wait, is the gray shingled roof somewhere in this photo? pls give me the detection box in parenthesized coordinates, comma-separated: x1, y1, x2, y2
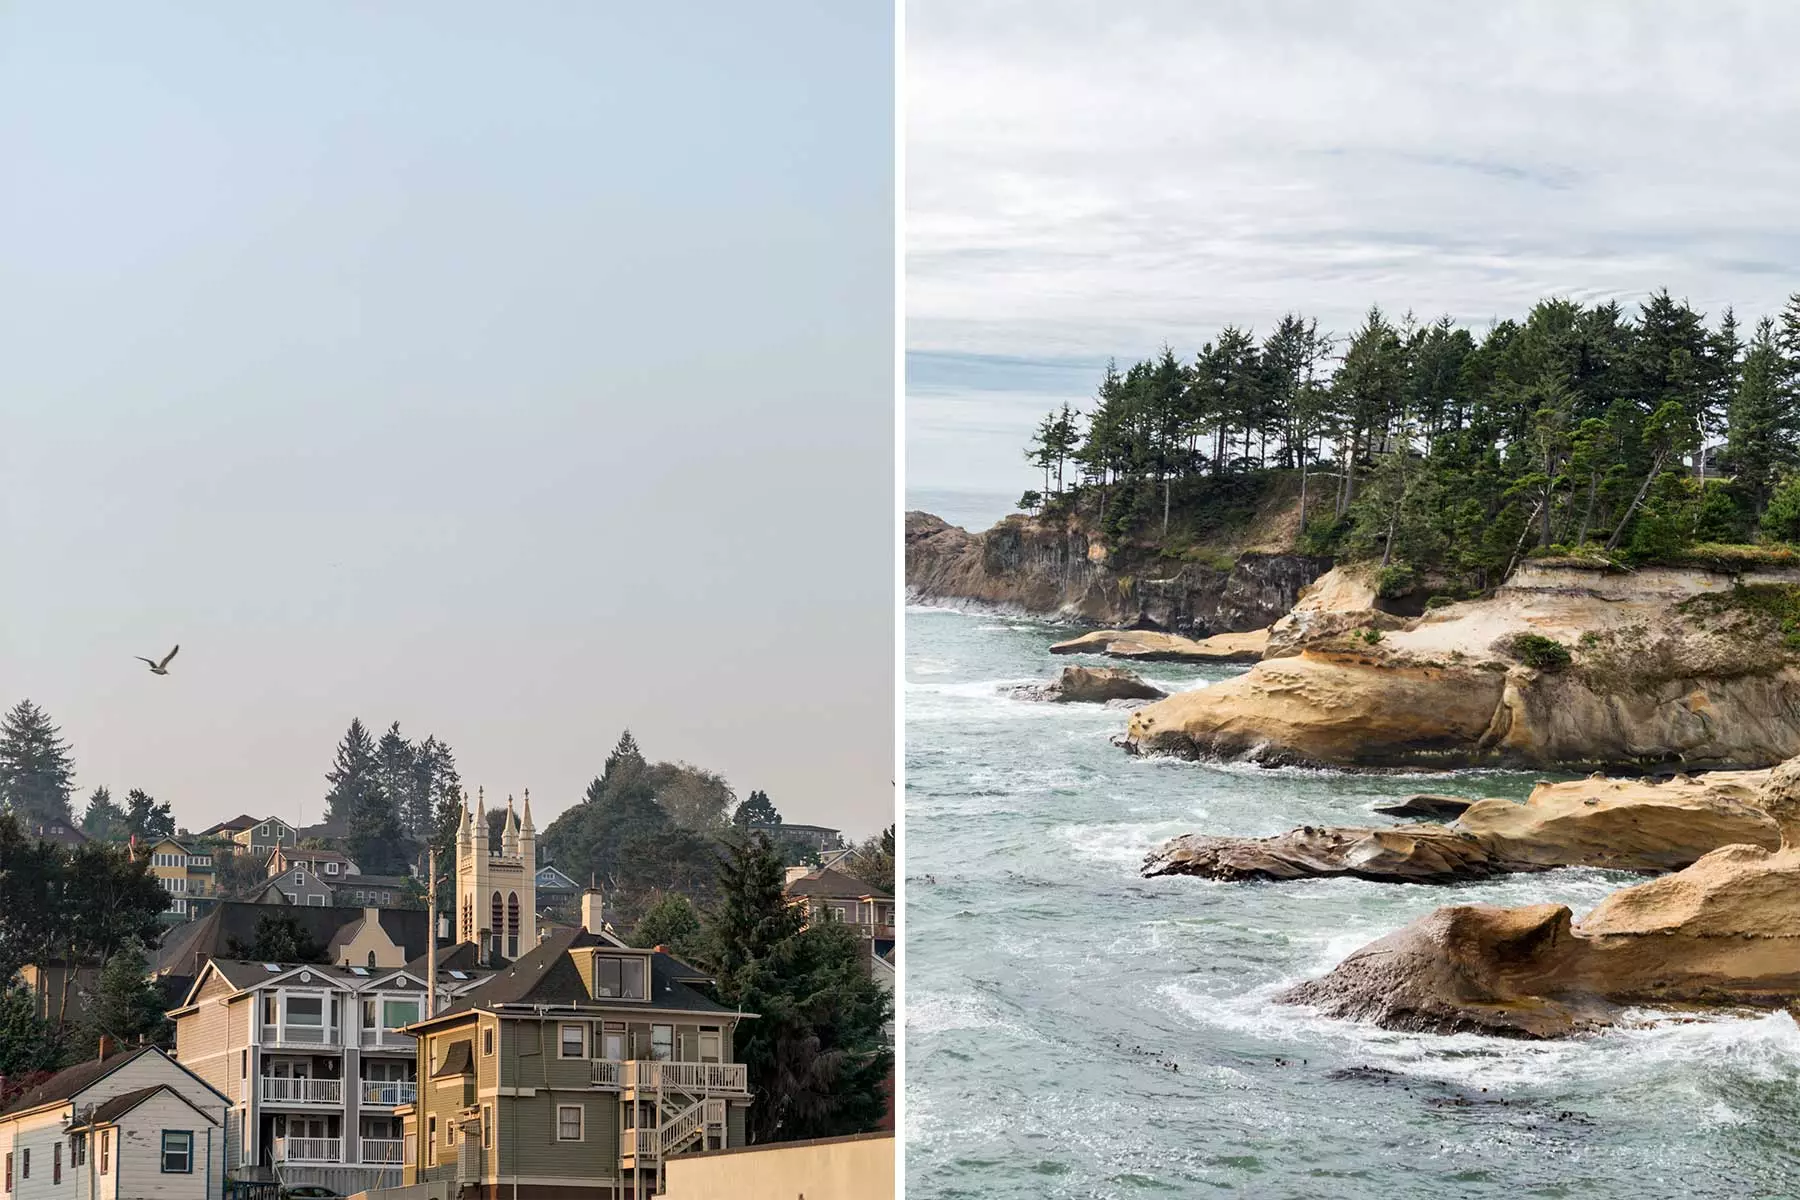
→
(441, 929, 737, 1017)
(784, 866, 891, 900)
(0, 1048, 156, 1117)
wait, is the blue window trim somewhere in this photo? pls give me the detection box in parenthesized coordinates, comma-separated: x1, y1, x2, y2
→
(161, 1130, 195, 1174)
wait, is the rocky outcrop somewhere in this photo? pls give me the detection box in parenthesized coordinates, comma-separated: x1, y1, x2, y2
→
(1372, 794, 1476, 820)
(1049, 627, 1268, 663)
(905, 511, 1329, 633)
(1274, 764, 1800, 1037)
(1009, 666, 1167, 705)
(1126, 561, 1800, 771)
(1143, 772, 1782, 883)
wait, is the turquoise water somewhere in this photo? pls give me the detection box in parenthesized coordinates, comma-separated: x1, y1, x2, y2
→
(904, 606, 1800, 1199)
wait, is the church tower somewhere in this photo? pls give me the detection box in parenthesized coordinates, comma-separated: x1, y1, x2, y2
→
(455, 787, 537, 961)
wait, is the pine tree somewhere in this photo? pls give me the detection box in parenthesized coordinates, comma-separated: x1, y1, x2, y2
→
(325, 718, 380, 821)
(80, 786, 127, 841)
(1728, 318, 1793, 516)
(600, 730, 647, 799)
(0, 700, 77, 827)
(74, 943, 171, 1054)
(628, 893, 704, 959)
(373, 722, 418, 836)
(0, 984, 63, 1084)
(326, 719, 404, 873)
(123, 789, 174, 841)
(702, 834, 890, 1143)
(733, 789, 781, 829)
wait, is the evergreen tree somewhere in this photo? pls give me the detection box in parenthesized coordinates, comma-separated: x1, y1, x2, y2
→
(226, 914, 328, 963)
(841, 826, 895, 894)
(0, 700, 77, 827)
(325, 718, 380, 821)
(373, 722, 418, 835)
(1729, 318, 1795, 515)
(0, 984, 63, 1086)
(702, 834, 890, 1143)
(734, 789, 781, 828)
(123, 789, 174, 841)
(80, 786, 127, 841)
(628, 893, 705, 959)
(326, 718, 406, 873)
(74, 943, 171, 1055)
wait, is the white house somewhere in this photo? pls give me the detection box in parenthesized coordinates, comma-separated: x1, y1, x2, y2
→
(0, 1044, 228, 1200)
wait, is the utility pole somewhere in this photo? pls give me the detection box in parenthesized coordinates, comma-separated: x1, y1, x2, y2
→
(426, 845, 438, 1018)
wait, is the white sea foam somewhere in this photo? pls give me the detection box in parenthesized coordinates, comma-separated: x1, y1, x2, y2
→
(907, 991, 1050, 1043)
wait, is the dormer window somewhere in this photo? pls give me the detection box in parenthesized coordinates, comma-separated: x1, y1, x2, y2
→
(326, 862, 339, 875)
(593, 954, 647, 1001)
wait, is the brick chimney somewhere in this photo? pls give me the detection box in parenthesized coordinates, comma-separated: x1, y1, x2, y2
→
(98, 1035, 116, 1062)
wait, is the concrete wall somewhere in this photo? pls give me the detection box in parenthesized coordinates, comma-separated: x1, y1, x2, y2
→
(660, 1133, 892, 1200)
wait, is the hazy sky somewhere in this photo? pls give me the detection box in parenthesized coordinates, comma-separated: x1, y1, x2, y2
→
(1, 3, 893, 838)
(907, 1, 1800, 524)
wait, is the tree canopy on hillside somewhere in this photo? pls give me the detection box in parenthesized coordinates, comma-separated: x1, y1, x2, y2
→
(1025, 290, 1800, 587)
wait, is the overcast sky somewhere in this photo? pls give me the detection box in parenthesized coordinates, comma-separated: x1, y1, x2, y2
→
(0, 3, 893, 838)
(907, 0, 1800, 524)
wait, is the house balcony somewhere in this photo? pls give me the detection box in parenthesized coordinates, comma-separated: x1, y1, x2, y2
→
(595, 1059, 748, 1095)
(260, 1077, 344, 1105)
(618, 1128, 657, 1164)
(261, 1023, 340, 1049)
(359, 1139, 405, 1164)
(358, 1029, 415, 1052)
(359, 1081, 418, 1108)
(273, 1137, 343, 1164)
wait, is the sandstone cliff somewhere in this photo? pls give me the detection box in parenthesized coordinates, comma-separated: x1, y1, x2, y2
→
(1143, 771, 1781, 883)
(905, 510, 1330, 633)
(1126, 560, 1800, 771)
(1279, 788, 1800, 1037)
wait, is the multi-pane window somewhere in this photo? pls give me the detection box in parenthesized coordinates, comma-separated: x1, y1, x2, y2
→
(161, 1132, 193, 1174)
(593, 955, 647, 1000)
(100, 1133, 110, 1176)
(560, 1023, 585, 1058)
(557, 1105, 583, 1141)
(652, 1024, 674, 1062)
(483, 1028, 495, 1057)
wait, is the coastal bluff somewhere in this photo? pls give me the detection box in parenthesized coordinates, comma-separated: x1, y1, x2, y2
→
(905, 510, 1329, 632)
(1126, 559, 1800, 771)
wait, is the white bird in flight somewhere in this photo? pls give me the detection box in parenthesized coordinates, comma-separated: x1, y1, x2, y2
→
(136, 645, 180, 676)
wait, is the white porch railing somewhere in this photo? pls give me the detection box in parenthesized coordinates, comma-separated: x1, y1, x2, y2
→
(359, 1139, 405, 1164)
(273, 1137, 343, 1163)
(592, 1060, 625, 1088)
(620, 1128, 656, 1160)
(260, 1077, 344, 1104)
(657, 1101, 707, 1156)
(360, 1080, 417, 1107)
(631, 1060, 748, 1094)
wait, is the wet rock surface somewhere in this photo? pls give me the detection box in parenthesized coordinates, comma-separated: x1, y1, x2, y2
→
(1008, 665, 1167, 705)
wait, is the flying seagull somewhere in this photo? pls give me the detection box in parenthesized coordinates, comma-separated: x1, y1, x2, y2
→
(136, 645, 180, 676)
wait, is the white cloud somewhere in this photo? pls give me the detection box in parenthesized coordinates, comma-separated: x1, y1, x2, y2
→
(908, 0, 1800, 360)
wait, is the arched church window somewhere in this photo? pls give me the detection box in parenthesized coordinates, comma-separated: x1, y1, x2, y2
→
(507, 892, 521, 959)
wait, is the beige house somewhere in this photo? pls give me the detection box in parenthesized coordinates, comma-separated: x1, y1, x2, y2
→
(165, 957, 490, 1196)
(0, 1045, 228, 1200)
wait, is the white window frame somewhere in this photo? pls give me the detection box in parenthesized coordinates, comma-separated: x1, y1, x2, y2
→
(326, 862, 339, 875)
(556, 1105, 583, 1142)
(559, 1023, 586, 1058)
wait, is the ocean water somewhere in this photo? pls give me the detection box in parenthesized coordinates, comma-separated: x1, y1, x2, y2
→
(903, 606, 1800, 1199)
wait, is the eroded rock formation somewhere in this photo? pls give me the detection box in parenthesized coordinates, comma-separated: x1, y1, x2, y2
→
(1048, 627, 1268, 663)
(1009, 665, 1167, 705)
(905, 510, 1329, 632)
(1143, 772, 1781, 883)
(1273, 766, 1800, 1037)
(1126, 561, 1800, 771)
